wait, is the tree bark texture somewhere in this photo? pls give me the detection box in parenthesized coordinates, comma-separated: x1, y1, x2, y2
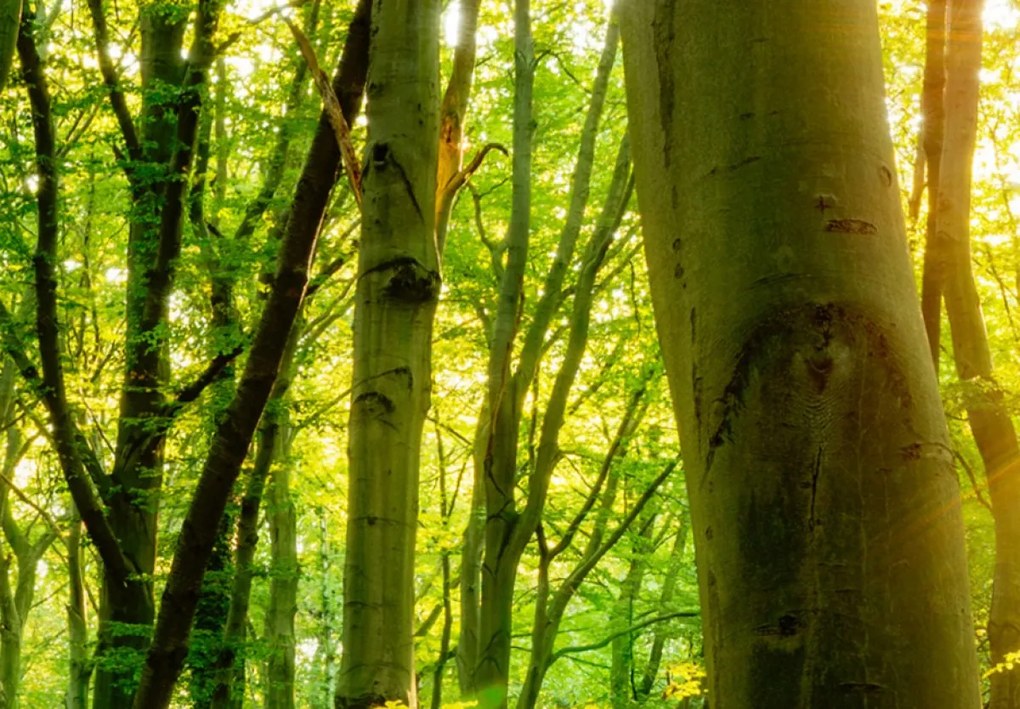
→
(622, 2, 981, 706)
(336, 0, 441, 706)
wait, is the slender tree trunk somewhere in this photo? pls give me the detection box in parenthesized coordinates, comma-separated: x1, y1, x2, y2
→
(265, 418, 298, 709)
(336, 1, 441, 705)
(621, 2, 981, 705)
(204, 32, 315, 702)
(610, 515, 655, 708)
(920, 0, 948, 367)
(0, 417, 57, 709)
(457, 444, 485, 695)
(189, 513, 235, 708)
(638, 516, 688, 699)
(934, 2, 1020, 706)
(471, 1, 535, 695)
(428, 415, 457, 709)
(66, 518, 90, 709)
(0, 554, 17, 709)
(208, 414, 275, 709)
(211, 324, 297, 709)
(471, 9, 624, 704)
(313, 507, 339, 706)
(186, 64, 239, 709)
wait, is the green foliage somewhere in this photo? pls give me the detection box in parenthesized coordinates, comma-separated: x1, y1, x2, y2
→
(0, 0, 1015, 705)
(0, 0, 20, 92)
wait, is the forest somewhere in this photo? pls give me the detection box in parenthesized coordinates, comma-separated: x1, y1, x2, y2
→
(0, 0, 1018, 707)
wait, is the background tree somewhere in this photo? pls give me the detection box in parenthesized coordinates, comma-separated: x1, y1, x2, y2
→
(917, 2, 1020, 705)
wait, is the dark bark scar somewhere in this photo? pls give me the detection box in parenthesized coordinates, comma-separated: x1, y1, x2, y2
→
(809, 446, 821, 533)
(754, 613, 802, 637)
(366, 141, 425, 223)
(702, 303, 909, 487)
(825, 219, 877, 235)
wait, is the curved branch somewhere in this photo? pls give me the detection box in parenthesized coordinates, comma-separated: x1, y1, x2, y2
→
(551, 610, 699, 663)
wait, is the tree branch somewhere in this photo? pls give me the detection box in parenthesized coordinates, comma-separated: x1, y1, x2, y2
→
(168, 344, 246, 412)
(552, 610, 699, 662)
(85, 0, 141, 168)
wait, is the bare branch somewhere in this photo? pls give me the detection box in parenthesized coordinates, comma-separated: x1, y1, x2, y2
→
(285, 17, 363, 209)
(552, 610, 699, 662)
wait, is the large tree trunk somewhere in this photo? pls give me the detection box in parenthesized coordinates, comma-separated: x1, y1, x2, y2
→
(335, 1, 441, 706)
(933, 2, 1020, 707)
(621, 2, 981, 706)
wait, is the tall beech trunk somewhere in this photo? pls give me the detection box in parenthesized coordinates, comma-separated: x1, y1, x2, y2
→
(621, 2, 981, 705)
(933, 2, 1020, 706)
(335, 2, 441, 706)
